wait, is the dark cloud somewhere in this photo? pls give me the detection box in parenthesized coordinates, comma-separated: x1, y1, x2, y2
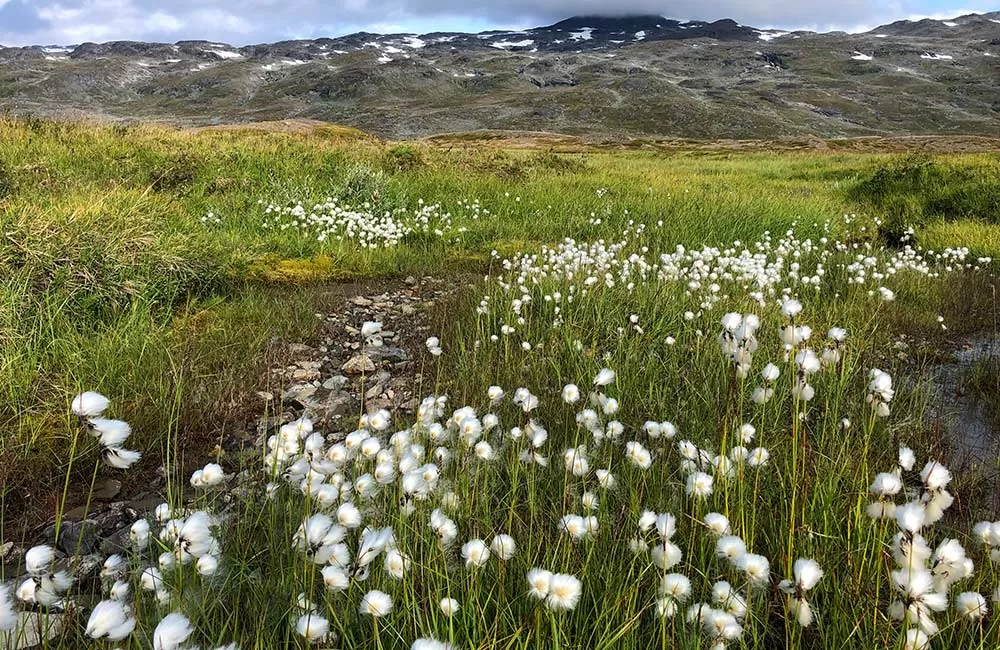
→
(0, 0, 990, 46)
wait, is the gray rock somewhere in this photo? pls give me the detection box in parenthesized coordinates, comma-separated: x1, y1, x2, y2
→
(0, 613, 63, 650)
(367, 346, 409, 363)
(291, 368, 321, 382)
(281, 383, 318, 405)
(322, 375, 349, 391)
(364, 383, 384, 401)
(55, 519, 100, 555)
(99, 525, 132, 555)
(341, 354, 376, 374)
(313, 392, 355, 419)
(92, 478, 122, 501)
(71, 553, 104, 581)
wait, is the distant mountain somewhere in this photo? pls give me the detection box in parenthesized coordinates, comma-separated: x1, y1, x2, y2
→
(1, 11, 998, 139)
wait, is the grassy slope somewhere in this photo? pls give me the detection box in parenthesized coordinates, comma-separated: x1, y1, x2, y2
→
(1, 117, 998, 506)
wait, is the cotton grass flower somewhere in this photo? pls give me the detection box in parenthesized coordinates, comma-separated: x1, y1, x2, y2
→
(153, 612, 193, 650)
(356, 527, 394, 569)
(461, 539, 491, 567)
(747, 447, 770, 468)
(898, 447, 917, 472)
(903, 628, 930, 650)
(412, 639, 453, 650)
(101, 554, 126, 580)
(296, 612, 330, 643)
(384, 549, 410, 579)
(86, 599, 136, 641)
(196, 554, 219, 576)
(779, 559, 823, 628)
(593, 368, 615, 386)
(72, 391, 110, 417)
(544, 573, 583, 612)
(0, 585, 17, 631)
(919, 460, 952, 491)
(955, 592, 987, 619)
(703, 513, 731, 536)
(491, 534, 517, 560)
(686, 472, 713, 499)
(527, 568, 553, 600)
(102, 446, 142, 469)
(321, 566, 350, 592)
(625, 441, 653, 469)
(88, 418, 131, 447)
(781, 299, 802, 319)
(659, 573, 692, 601)
(716, 536, 747, 564)
(359, 590, 393, 617)
(895, 502, 927, 535)
(439, 597, 460, 616)
(737, 553, 771, 586)
(190, 462, 227, 489)
(650, 542, 683, 570)
(24, 545, 55, 576)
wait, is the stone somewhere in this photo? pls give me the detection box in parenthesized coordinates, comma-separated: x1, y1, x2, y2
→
(55, 519, 100, 555)
(99, 525, 132, 555)
(400, 304, 417, 315)
(404, 275, 418, 285)
(92, 478, 122, 501)
(367, 346, 409, 363)
(313, 392, 355, 419)
(281, 383, 318, 405)
(341, 354, 376, 374)
(322, 375, 349, 391)
(0, 613, 64, 649)
(92, 503, 139, 534)
(350, 296, 373, 307)
(256, 391, 274, 402)
(291, 368, 321, 382)
(71, 553, 104, 581)
(364, 383, 384, 401)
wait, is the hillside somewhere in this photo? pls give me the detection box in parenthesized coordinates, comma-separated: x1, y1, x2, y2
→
(0, 11, 998, 139)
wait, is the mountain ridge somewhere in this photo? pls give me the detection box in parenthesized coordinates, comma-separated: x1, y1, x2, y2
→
(1, 11, 997, 140)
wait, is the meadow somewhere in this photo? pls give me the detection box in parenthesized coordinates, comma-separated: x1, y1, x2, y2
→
(1, 117, 1000, 649)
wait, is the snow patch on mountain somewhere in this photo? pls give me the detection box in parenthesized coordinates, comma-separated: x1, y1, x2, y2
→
(490, 39, 534, 49)
(207, 49, 243, 60)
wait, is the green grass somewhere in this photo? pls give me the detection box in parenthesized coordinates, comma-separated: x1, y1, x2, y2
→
(2, 118, 1000, 650)
(848, 155, 1000, 242)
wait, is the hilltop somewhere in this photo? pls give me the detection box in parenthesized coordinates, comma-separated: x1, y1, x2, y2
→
(0, 11, 998, 138)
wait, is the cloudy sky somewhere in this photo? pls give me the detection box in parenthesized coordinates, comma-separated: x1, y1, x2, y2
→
(0, 0, 994, 46)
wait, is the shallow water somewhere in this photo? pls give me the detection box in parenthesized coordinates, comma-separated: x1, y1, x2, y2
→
(930, 335, 1000, 468)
